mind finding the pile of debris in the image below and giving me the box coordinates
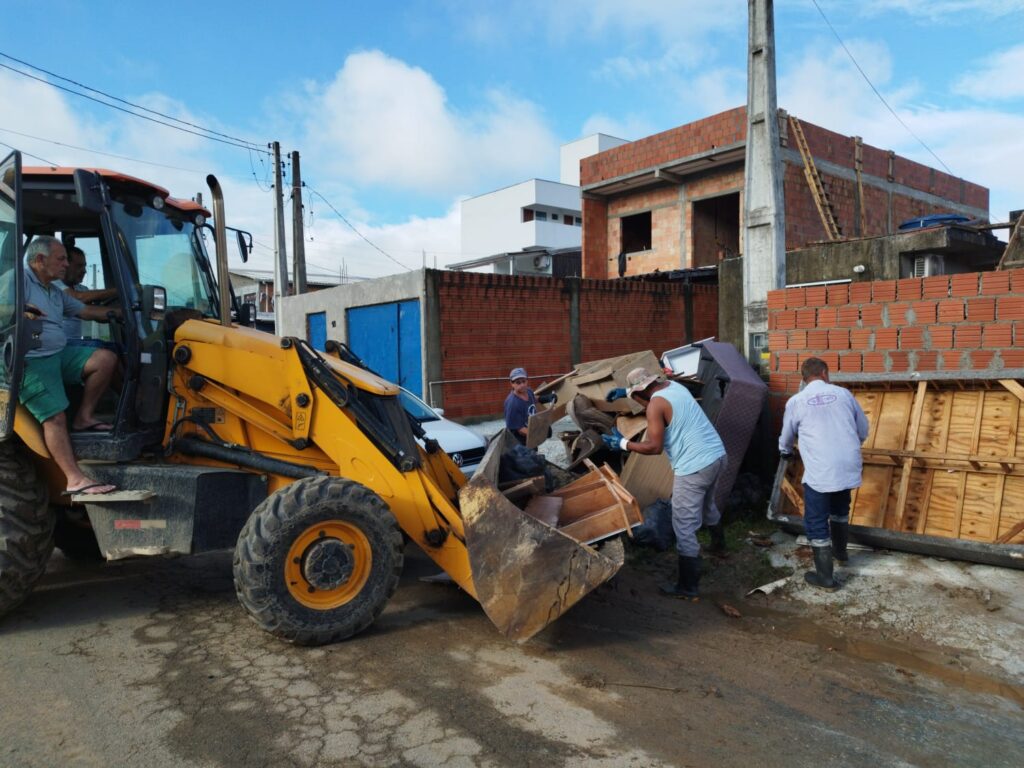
[528,342,767,514]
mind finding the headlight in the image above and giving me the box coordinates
[195,214,206,226]
[152,195,165,210]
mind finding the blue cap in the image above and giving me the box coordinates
[509,367,528,381]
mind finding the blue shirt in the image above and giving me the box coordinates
[54,280,86,337]
[779,379,869,493]
[504,389,536,441]
[24,268,84,358]
[653,381,726,476]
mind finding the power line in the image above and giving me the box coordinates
[0,124,270,186]
[0,59,267,155]
[0,139,55,166]
[0,51,265,151]
[809,0,952,175]
[304,185,411,272]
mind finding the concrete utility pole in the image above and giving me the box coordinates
[291,151,308,295]
[743,0,786,371]
[271,141,290,330]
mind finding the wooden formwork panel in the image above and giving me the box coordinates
[779,379,1024,546]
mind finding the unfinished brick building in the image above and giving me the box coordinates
[579,106,989,279]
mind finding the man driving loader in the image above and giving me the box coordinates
[19,236,120,495]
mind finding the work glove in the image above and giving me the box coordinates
[601,427,627,452]
[605,387,627,402]
[537,392,557,405]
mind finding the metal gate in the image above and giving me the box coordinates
[346,300,422,397]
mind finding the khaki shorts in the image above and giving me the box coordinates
[19,346,95,423]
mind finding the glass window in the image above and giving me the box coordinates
[399,388,439,423]
[111,199,218,317]
[522,208,534,223]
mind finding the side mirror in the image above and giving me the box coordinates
[73,169,106,213]
[433,407,445,418]
[235,230,252,264]
[236,302,253,326]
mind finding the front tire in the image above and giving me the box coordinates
[0,439,53,618]
[233,476,404,645]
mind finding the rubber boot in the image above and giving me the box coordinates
[707,522,727,555]
[804,546,840,591]
[660,555,701,599]
[830,520,849,564]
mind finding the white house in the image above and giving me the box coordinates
[455,133,628,274]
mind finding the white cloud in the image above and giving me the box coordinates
[780,37,1022,222]
[579,113,652,142]
[301,50,558,197]
[952,44,1024,101]
[301,203,462,280]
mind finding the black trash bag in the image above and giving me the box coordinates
[632,499,675,551]
[499,442,555,492]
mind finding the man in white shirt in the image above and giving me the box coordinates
[779,357,869,590]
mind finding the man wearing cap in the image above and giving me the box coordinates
[504,367,537,444]
[603,367,727,598]
[779,357,869,591]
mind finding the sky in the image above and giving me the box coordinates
[1,0,1021,280]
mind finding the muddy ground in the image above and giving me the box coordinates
[1,523,1021,768]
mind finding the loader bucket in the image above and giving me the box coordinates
[459,430,626,642]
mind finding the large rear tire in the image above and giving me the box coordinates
[233,476,404,645]
[0,439,53,618]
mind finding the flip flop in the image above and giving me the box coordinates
[62,482,118,497]
[73,422,114,432]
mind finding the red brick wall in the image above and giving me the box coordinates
[578,281,718,362]
[580,107,990,279]
[765,269,1024,425]
[580,107,747,186]
[435,271,718,418]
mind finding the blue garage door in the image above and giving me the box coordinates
[346,300,422,397]
[306,311,327,351]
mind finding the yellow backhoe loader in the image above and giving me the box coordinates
[0,153,623,643]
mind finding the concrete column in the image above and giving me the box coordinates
[743,0,786,370]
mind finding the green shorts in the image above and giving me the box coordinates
[19,346,96,423]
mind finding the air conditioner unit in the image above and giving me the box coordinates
[912,254,944,278]
[533,254,552,270]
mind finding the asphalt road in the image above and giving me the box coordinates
[1,546,1021,768]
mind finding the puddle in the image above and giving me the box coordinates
[738,599,1024,709]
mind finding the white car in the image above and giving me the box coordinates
[400,388,487,478]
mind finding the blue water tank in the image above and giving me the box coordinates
[898,213,971,231]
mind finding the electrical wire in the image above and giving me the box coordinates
[0,124,269,185]
[304,185,411,272]
[0,60,267,155]
[809,0,953,175]
[0,51,265,150]
[0,139,55,166]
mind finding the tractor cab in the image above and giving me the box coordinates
[0,151,245,463]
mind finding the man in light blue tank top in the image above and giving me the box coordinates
[603,366,727,598]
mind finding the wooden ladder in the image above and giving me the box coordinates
[789,115,842,241]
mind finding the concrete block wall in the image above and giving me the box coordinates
[434,270,718,418]
[765,269,1024,424]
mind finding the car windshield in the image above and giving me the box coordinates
[399,389,440,423]
[111,198,218,317]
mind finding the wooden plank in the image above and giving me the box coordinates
[998,378,1024,403]
[912,470,937,535]
[559,506,631,545]
[780,477,804,514]
[893,381,928,530]
[991,393,1019,540]
[952,391,987,538]
[995,518,1024,544]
